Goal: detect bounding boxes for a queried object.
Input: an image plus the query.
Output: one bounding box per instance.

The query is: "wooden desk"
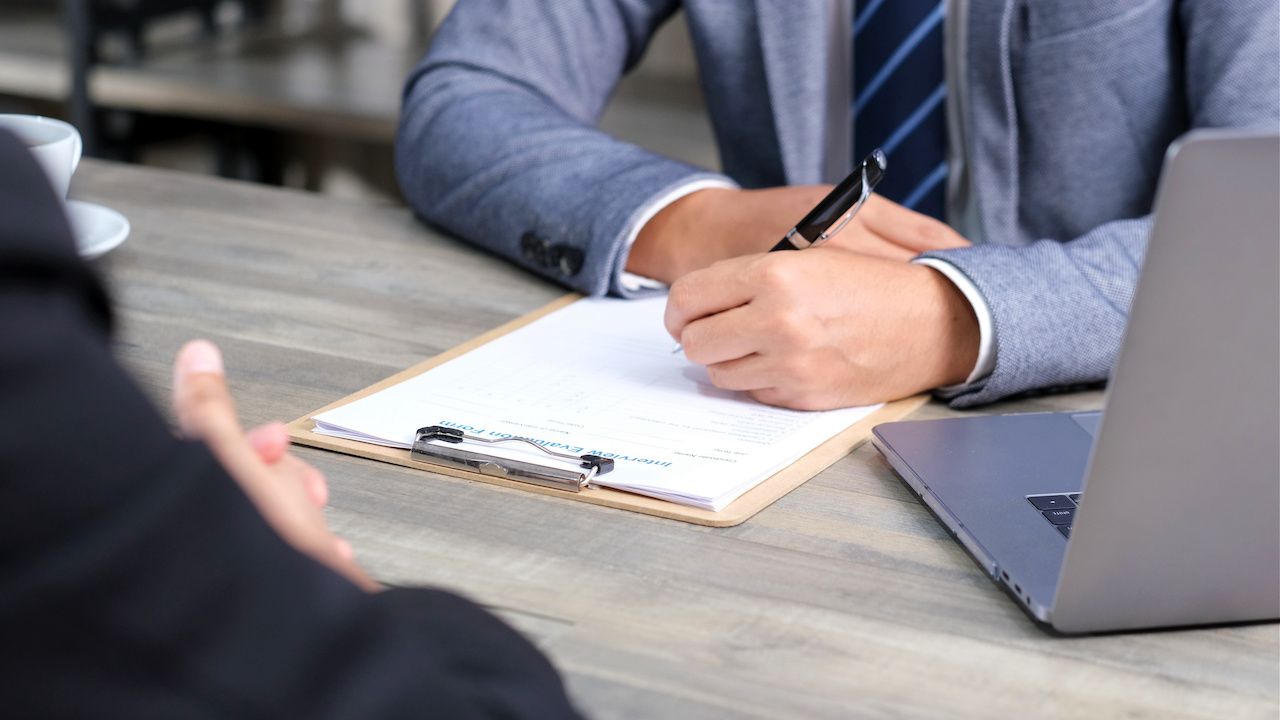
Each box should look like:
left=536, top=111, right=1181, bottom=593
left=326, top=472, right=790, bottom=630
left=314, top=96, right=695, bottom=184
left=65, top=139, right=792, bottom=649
left=73, top=160, right=1278, bottom=719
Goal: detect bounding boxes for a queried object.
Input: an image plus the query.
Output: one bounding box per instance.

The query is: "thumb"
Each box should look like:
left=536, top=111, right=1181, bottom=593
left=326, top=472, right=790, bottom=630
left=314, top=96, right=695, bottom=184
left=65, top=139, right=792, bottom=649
left=173, top=340, right=245, bottom=453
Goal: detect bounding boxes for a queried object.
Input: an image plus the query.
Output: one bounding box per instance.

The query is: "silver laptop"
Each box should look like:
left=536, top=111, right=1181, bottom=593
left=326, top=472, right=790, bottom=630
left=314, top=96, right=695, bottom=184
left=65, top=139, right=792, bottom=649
left=872, top=131, right=1280, bottom=633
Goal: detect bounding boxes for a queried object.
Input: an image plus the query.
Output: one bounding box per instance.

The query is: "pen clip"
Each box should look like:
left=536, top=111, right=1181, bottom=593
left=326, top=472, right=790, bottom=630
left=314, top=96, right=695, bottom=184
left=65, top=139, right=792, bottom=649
left=813, top=164, right=871, bottom=247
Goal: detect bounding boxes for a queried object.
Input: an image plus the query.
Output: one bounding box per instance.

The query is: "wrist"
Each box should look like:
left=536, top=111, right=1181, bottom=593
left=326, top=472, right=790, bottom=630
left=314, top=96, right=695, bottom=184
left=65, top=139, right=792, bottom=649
left=916, top=265, right=981, bottom=388
left=628, top=188, right=733, bottom=282
left=627, top=185, right=834, bottom=282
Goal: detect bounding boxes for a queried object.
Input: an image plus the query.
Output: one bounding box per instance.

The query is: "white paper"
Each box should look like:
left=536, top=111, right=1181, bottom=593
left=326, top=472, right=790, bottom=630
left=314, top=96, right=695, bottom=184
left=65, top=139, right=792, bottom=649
left=313, top=297, right=880, bottom=510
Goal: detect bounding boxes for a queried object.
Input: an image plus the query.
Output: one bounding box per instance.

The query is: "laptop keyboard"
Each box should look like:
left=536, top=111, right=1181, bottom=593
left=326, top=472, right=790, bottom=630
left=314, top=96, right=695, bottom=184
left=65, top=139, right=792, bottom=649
left=1027, top=493, right=1082, bottom=538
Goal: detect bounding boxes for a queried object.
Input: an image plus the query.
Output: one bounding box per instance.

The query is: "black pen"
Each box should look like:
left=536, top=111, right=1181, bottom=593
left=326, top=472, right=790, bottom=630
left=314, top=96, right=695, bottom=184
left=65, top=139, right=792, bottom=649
left=771, top=148, right=886, bottom=251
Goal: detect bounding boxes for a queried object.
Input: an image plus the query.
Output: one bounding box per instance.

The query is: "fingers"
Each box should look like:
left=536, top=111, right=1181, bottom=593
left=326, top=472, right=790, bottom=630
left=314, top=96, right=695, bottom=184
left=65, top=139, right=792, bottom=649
left=173, top=340, right=249, bottom=461
left=270, top=451, right=329, bottom=509
left=860, top=195, right=969, bottom=252
left=679, top=304, right=762, bottom=366
left=687, top=311, right=823, bottom=396
left=334, top=538, right=354, bottom=560
left=170, top=341, right=368, bottom=587
left=705, top=359, right=834, bottom=411
left=824, top=220, right=918, bottom=261
left=173, top=343, right=308, bottom=506
left=705, top=353, right=826, bottom=399
left=860, top=235, right=918, bottom=261
left=670, top=252, right=823, bottom=380
left=704, top=353, right=774, bottom=391
left=182, top=361, right=323, bottom=505
left=247, top=422, right=290, bottom=464
left=664, top=256, right=759, bottom=340
left=749, top=387, right=834, bottom=411
left=303, top=462, right=329, bottom=508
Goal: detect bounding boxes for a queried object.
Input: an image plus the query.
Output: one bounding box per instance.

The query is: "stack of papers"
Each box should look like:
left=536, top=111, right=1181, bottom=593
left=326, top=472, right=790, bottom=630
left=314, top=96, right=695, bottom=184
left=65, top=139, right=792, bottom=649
left=313, top=297, right=880, bottom=511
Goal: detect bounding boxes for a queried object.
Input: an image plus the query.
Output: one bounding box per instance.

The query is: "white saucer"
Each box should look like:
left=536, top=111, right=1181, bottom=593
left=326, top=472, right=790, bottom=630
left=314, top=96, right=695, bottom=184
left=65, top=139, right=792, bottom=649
left=66, top=199, right=130, bottom=259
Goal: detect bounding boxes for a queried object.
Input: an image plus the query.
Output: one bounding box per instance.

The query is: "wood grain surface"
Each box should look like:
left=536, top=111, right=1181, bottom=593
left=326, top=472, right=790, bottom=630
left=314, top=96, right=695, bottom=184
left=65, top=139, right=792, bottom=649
left=73, top=160, right=1279, bottom=720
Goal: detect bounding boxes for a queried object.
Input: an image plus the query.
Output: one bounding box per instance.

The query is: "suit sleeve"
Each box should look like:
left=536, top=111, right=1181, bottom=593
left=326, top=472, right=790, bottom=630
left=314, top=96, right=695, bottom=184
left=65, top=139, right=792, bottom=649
left=920, top=0, right=1280, bottom=407
left=395, top=0, right=733, bottom=297
left=0, top=133, right=581, bottom=720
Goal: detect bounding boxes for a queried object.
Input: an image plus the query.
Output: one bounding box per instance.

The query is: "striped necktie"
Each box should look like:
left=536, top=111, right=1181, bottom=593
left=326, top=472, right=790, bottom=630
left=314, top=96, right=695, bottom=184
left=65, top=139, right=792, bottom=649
left=853, top=0, right=948, bottom=220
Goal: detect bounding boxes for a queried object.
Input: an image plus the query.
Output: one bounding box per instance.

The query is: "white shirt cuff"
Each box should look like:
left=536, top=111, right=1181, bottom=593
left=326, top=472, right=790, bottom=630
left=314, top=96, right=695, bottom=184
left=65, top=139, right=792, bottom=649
left=913, top=257, right=996, bottom=390
left=616, top=177, right=740, bottom=293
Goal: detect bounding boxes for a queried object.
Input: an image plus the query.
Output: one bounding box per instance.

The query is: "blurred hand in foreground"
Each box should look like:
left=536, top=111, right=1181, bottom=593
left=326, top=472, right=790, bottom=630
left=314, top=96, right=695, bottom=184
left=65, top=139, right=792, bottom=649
left=172, top=340, right=376, bottom=591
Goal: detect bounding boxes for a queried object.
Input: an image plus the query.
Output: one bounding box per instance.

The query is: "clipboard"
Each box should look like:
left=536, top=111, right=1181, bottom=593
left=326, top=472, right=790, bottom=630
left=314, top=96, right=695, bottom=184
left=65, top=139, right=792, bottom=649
left=287, top=294, right=928, bottom=527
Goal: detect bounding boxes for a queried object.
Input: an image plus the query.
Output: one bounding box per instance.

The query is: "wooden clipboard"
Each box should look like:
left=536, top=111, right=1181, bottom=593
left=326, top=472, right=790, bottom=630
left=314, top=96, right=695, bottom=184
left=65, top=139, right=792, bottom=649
left=287, top=294, right=928, bottom=527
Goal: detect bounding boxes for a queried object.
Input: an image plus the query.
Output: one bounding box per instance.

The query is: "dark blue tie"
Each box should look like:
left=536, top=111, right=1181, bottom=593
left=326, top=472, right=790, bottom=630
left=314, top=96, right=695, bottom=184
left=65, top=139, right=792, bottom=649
left=853, top=0, right=948, bottom=220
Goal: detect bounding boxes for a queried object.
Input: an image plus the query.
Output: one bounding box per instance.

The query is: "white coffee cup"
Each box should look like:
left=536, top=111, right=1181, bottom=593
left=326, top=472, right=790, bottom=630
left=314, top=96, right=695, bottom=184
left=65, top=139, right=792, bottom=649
left=0, top=114, right=82, bottom=199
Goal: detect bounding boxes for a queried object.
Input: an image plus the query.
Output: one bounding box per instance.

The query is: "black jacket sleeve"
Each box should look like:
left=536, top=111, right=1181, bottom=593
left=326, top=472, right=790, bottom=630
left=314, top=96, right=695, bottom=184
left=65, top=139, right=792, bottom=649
left=0, top=130, right=582, bottom=719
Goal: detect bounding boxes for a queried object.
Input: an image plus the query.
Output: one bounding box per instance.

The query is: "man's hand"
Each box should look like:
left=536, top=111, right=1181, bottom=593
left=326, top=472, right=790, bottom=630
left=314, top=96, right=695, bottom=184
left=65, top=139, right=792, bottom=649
left=172, top=340, right=376, bottom=591
left=627, top=187, right=969, bottom=282
left=822, top=193, right=969, bottom=259
left=665, top=249, right=981, bottom=410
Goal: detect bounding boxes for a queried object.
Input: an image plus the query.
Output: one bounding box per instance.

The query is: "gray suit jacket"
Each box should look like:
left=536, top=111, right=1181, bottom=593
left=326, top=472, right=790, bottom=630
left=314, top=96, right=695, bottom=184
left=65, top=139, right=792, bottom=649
left=396, top=0, right=1279, bottom=406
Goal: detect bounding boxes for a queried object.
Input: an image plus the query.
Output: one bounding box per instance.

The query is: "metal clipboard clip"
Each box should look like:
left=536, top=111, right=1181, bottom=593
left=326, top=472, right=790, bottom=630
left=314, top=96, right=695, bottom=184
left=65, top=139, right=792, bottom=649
left=410, top=426, right=615, bottom=492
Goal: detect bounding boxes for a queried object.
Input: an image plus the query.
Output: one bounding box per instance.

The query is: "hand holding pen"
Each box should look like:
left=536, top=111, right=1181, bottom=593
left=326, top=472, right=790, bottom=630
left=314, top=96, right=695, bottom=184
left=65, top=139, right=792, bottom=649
left=665, top=149, right=979, bottom=409
left=673, top=150, right=887, bottom=352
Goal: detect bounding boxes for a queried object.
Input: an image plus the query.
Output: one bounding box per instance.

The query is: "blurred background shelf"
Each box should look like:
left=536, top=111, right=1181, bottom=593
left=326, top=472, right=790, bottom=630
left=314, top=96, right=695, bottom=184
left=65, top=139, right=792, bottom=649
left=0, top=0, right=717, bottom=202
left=89, top=23, right=418, bottom=144
left=0, top=5, right=69, bottom=101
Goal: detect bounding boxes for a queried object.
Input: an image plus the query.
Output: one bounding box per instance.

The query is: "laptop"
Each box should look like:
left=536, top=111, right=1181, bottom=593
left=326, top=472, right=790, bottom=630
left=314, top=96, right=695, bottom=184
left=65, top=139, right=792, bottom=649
left=872, top=131, right=1280, bottom=633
